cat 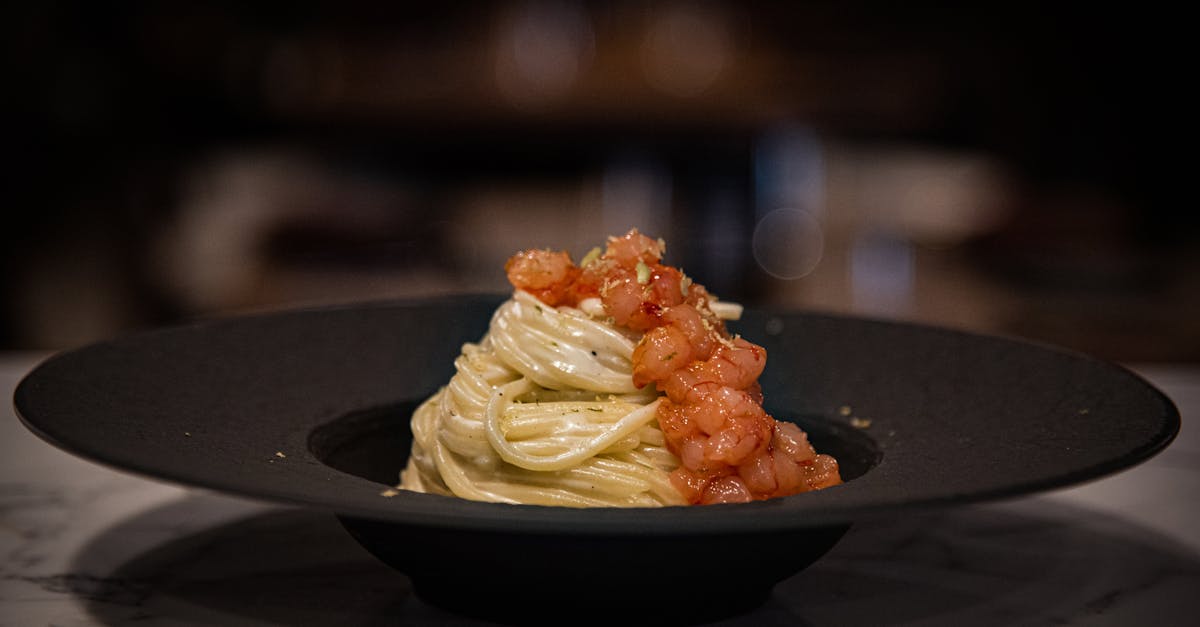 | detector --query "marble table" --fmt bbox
[2,351,1197,626]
